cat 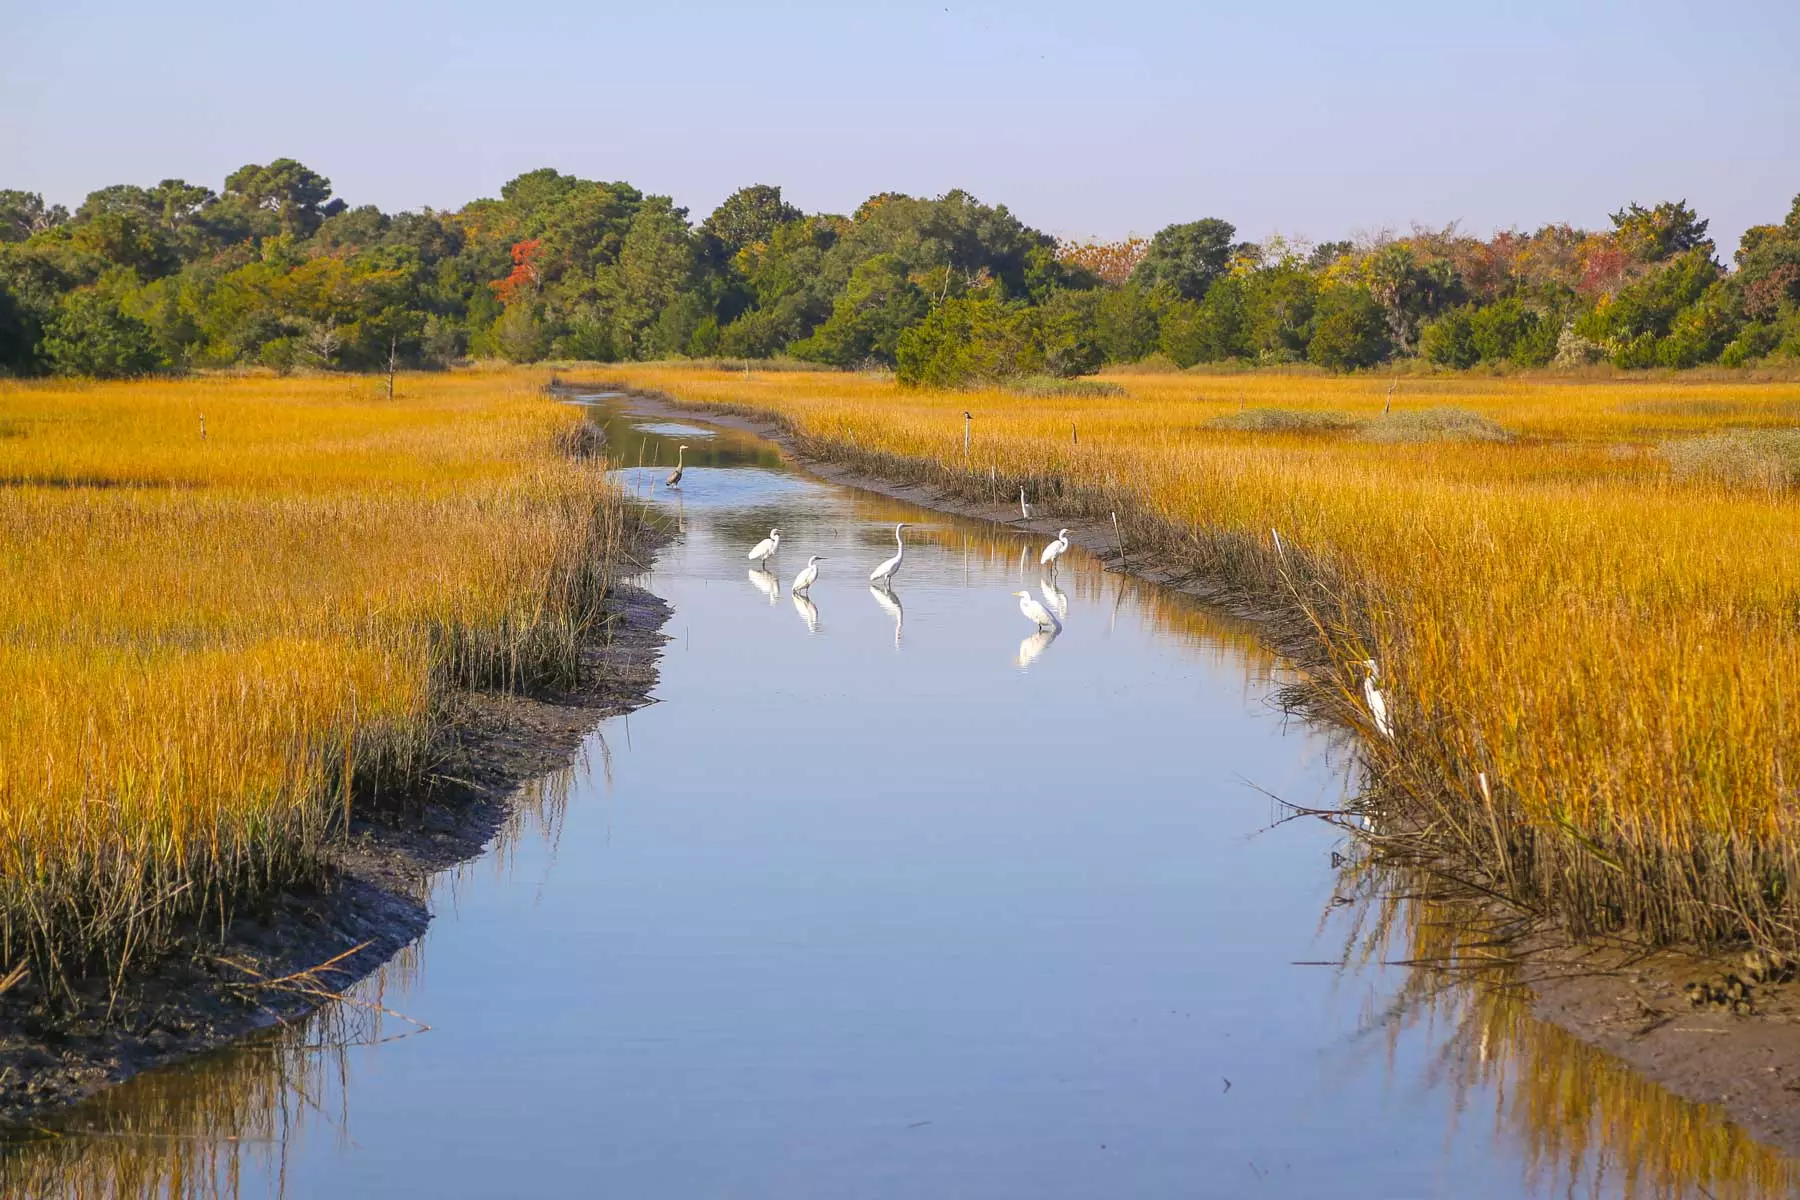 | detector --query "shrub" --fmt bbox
[1209,407,1361,433]
[41,289,162,378]
[1362,406,1512,443]
[1422,308,1479,368]
[1007,375,1128,398]
[1662,430,1800,490]
[1308,287,1391,371]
